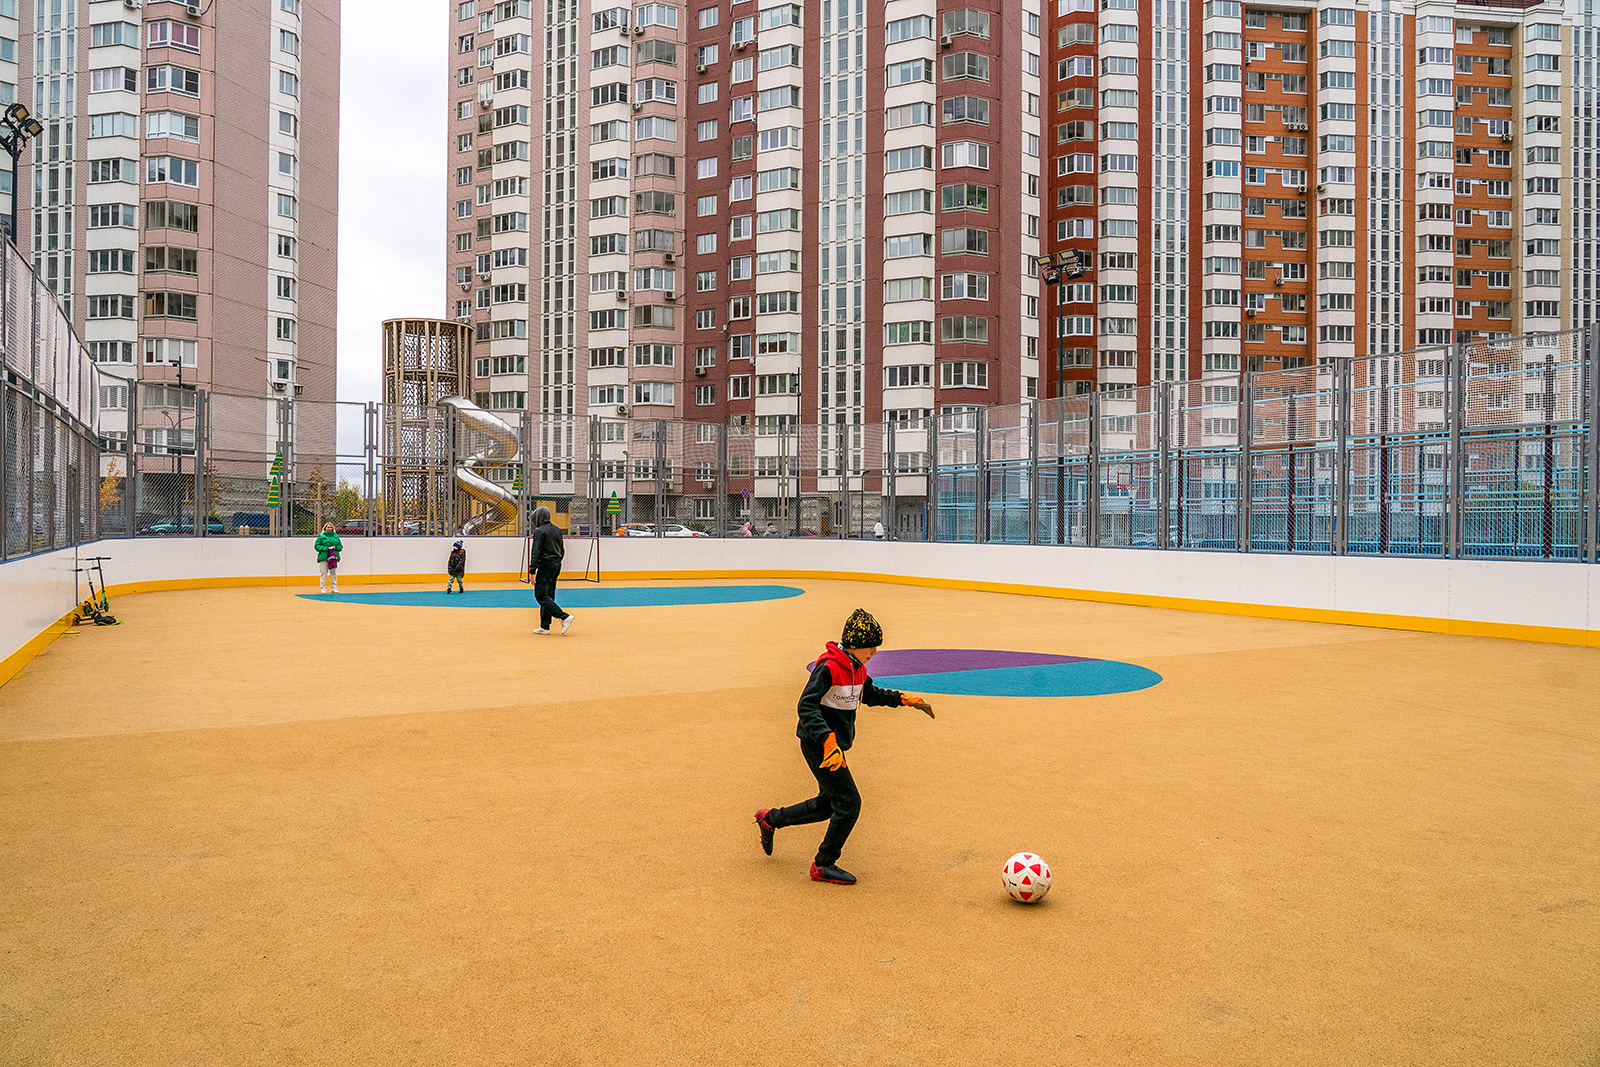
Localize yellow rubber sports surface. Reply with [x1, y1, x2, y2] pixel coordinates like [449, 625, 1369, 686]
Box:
[1, 580, 1596, 1065]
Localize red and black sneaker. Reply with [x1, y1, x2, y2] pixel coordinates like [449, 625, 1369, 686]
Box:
[809, 862, 857, 885]
[754, 809, 776, 856]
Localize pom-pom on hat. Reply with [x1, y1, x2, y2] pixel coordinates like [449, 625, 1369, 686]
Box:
[841, 608, 883, 649]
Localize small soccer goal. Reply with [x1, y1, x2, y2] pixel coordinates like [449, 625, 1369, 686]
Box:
[521, 531, 601, 583]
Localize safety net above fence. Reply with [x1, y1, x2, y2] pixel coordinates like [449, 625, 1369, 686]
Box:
[1, 242, 103, 561]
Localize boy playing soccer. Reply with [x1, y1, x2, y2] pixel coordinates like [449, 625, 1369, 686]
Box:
[755, 608, 935, 885]
[446, 540, 467, 593]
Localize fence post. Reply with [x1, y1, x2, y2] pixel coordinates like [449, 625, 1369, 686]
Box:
[1026, 400, 1040, 545]
[715, 420, 728, 536]
[1238, 372, 1254, 552]
[1447, 342, 1466, 558]
[655, 418, 668, 537]
[885, 417, 897, 539]
[1334, 357, 1350, 556]
[363, 401, 378, 523]
[0, 379, 8, 561]
[277, 396, 294, 537]
[1087, 391, 1101, 548]
[127, 378, 140, 535]
[975, 405, 989, 544]
[1157, 382, 1171, 550]
[927, 412, 939, 541]
[1586, 324, 1600, 563]
[520, 409, 533, 534]
[193, 389, 207, 536]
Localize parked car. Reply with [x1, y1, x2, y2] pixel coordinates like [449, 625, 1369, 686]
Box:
[334, 519, 380, 536]
[400, 521, 423, 536]
[142, 518, 227, 536]
[662, 524, 709, 538]
[615, 522, 655, 537]
[784, 528, 822, 538]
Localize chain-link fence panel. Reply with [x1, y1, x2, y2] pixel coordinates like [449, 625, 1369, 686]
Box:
[1249, 366, 1335, 553]
[1097, 384, 1161, 548]
[2, 245, 103, 560]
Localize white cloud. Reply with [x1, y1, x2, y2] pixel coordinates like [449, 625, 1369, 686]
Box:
[336, 0, 446, 409]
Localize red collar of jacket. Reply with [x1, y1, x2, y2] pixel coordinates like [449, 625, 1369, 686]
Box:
[817, 642, 866, 687]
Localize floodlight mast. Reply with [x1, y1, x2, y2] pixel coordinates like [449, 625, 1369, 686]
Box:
[0, 103, 44, 247]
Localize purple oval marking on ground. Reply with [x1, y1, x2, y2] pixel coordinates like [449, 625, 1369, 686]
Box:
[867, 648, 1095, 676]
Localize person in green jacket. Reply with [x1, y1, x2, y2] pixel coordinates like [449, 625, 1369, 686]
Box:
[314, 522, 343, 593]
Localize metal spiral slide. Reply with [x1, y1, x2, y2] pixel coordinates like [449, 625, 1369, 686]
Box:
[439, 396, 520, 534]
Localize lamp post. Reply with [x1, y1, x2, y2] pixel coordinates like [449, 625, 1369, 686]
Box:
[0, 103, 44, 247]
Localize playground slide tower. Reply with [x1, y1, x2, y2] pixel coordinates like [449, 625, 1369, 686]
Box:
[439, 396, 520, 534]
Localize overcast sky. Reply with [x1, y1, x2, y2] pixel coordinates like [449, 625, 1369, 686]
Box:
[336, 0, 447, 406]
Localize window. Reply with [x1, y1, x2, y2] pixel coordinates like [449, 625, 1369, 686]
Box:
[144, 156, 199, 187]
[940, 141, 991, 170]
[89, 203, 137, 229]
[88, 67, 136, 95]
[89, 112, 139, 139]
[888, 14, 934, 41]
[756, 168, 799, 192]
[939, 361, 988, 388]
[943, 97, 990, 126]
[940, 316, 988, 343]
[277, 235, 298, 259]
[144, 338, 198, 367]
[144, 291, 198, 321]
[943, 53, 990, 81]
[634, 116, 677, 141]
[637, 39, 677, 65]
[940, 273, 989, 300]
[91, 22, 140, 48]
[88, 249, 136, 274]
[882, 59, 936, 92]
[939, 228, 987, 255]
[885, 365, 932, 388]
[88, 158, 134, 184]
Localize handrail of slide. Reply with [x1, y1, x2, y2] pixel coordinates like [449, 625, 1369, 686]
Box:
[439, 396, 520, 534]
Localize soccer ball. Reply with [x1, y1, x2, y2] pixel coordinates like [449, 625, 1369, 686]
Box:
[1001, 852, 1052, 903]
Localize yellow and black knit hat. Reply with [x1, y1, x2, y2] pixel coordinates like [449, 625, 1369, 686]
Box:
[841, 608, 883, 649]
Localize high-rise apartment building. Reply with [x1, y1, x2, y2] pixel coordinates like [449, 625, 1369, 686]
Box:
[1, 1, 18, 226]
[16, 0, 337, 479]
[1043, 0, 1594, 400]
[445, 0, 1593, 529]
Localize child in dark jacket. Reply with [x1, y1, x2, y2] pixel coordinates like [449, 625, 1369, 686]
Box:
[446, 540, 467, 593]
[755, 608, 935, 885]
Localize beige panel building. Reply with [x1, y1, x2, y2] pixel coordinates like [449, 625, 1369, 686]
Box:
[15, 0, 338, 505]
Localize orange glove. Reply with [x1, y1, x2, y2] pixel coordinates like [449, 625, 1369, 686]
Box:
[901, 692, 935, 718]
[819, 732, 846, 771]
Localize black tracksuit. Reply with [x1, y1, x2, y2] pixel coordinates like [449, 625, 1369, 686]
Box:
[765, 649, 905, 867]
[528, 521, 568, 629]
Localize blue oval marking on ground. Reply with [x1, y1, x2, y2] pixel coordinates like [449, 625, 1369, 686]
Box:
[873, 659, 1162, 698]
[299, 585, 804, 608]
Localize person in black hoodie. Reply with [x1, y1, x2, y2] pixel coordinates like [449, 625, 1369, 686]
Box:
[445, 539, 467, 594]
[528, 505, 573, 634]
[754, 608, 934, 885]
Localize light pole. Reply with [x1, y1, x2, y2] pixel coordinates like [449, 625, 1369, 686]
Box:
[0, 103, 44, 247]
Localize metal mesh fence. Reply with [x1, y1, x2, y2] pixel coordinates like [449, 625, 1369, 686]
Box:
[98, 323, 1577, 562]
[1, 243, 102, 561]
[3, 250, 1588, 568]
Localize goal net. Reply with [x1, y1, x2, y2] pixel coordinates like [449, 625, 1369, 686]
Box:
[521, 531, 601, 583]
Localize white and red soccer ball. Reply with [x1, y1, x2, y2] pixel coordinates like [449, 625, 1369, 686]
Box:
[1001, 852, 1052, 903]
